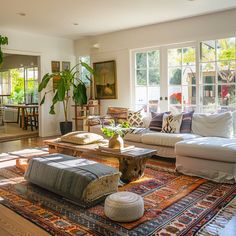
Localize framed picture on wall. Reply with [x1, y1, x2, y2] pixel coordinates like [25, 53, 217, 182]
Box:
[62, 61, 70, 71]
[93, 60, 117, 99]
[51, 61, 60, 73]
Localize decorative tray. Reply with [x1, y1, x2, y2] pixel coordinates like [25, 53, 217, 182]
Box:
[98, 144, 135, 153]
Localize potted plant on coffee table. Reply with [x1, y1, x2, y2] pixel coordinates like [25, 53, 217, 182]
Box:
[38, 61, 94, 134]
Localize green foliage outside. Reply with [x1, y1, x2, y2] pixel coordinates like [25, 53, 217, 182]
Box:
[9, 69, 24, 104]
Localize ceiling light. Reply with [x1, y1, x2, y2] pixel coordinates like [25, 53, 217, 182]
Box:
[18, 12, 26, 16]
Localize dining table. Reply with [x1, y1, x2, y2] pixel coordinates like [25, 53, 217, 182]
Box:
[4, 104, 39, 129]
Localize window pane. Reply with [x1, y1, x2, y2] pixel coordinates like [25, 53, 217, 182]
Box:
[217, 37, 236, 61]
[135, 87, 147, 105]
[169, 105, 182, 114]
[201, 85, 216, 106]
[148, 87, 160, 101]
[201, 40, 216, 62]
[218, 84, 236, 107]
[148, 51, 159, 68]
[183, 105, 196, 113]
[169, 68, 181, 85]
[182, 47, 195, 66]
[169, 86, 182, 104]
[217, 61, 235, 84]
[201, 63, 215, 84]
[148, 87, 160, 112]
[168, 48, 181, 66]
[182, 86, 196, 106]
[136, 70, 147, 85]
[136, 53, 147, 69]
[149, 69, 160, 85]
[182, 66, 196, 85]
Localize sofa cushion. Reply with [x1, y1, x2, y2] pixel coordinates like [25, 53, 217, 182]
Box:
[175, 137, 236, 163]
[124, 128, 149, 143]
[141, 132, 201, 147]
[149, 112, 170, 132]
[192, 112, 233, 138]
[180, 111, 194, 133]
[128, 110, 143, 127]
[161, 113, 183, 133]
[61, 131, 104, 145]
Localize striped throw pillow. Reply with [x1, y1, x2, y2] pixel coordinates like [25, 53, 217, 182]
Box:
[180, 111, 194, 133]
[149, 112, 170, 132]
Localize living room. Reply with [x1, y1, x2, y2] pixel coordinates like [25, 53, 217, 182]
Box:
[0, 0, 236, 235]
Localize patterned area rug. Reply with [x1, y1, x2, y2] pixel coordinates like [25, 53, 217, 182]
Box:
[0, 149, 236, 236]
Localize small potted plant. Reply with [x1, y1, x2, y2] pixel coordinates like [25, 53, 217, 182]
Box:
[101, 121, 131, 149]
[38, 61, 94, 134]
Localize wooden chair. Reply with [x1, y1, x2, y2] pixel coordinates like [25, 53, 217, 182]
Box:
[24, 105, 39, 131]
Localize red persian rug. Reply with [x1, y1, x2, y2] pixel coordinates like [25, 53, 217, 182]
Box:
[0, 149, 236, 236]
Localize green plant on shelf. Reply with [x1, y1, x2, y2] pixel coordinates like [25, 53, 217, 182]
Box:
[101, 121, 131, 138]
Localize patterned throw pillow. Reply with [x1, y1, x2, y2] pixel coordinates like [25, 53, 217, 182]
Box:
[161, 114, 183, 133]
[128, 110, 144, 127]
[149, 112, 170, 132]
[180, 111, 194, 133]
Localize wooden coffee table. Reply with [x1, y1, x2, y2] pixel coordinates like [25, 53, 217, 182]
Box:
[44, 139, 156, 183]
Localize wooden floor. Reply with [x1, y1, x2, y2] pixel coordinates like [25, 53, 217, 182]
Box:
[0, 123, 38, 143]
[0, 137, 236, 236]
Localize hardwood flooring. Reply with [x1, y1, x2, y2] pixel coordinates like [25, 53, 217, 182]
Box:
[0, 137, 235, 236]
[0, 123, 38, 143]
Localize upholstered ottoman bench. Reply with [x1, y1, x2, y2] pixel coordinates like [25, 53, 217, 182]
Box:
[25, 153, 120, 206]
[175, 137, 236, 183]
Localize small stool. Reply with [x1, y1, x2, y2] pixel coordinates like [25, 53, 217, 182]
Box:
[104, 191, 144, 222]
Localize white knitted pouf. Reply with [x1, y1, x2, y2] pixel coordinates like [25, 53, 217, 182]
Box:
[104, 191, 144, 222]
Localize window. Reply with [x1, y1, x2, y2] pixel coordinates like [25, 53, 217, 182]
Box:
[168, 46, 196, 113]
[200, 37, 236, 112]
[25, 67, 38, 104]
[134, 50, 160, 112]
[132, 37, 236, 114]
[79, 56, 91, 86]
[0, 70, 11, 95]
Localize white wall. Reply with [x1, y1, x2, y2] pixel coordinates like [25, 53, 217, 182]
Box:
[1, 29, 75, 137]
[75, 9, 236, 114]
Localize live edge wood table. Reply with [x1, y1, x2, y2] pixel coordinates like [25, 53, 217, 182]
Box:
[44, 139, 157, 183]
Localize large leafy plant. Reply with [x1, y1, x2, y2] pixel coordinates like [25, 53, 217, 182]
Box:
[0, 35, 8, 65]
[38, 62, 94, 122]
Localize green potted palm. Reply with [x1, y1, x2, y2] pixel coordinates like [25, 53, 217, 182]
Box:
[38, 61, 94, 134]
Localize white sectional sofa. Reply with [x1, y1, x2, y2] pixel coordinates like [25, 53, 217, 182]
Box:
[90, 111, 236, 183]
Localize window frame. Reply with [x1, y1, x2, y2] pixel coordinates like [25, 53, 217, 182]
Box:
[131, 47, 161, 113]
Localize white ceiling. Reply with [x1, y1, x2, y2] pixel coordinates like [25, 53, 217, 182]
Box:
[1, 0, 236, 40]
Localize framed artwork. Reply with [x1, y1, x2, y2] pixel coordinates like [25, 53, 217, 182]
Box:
[62, 61, 70, 71]
[93, 60, 117, 99]
[51, 61, 60, 73]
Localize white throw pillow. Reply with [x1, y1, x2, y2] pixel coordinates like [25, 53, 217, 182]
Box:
[161, 113, 183, 133]
[61, 131, 104, 144]
[192, 112, 233, 138]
